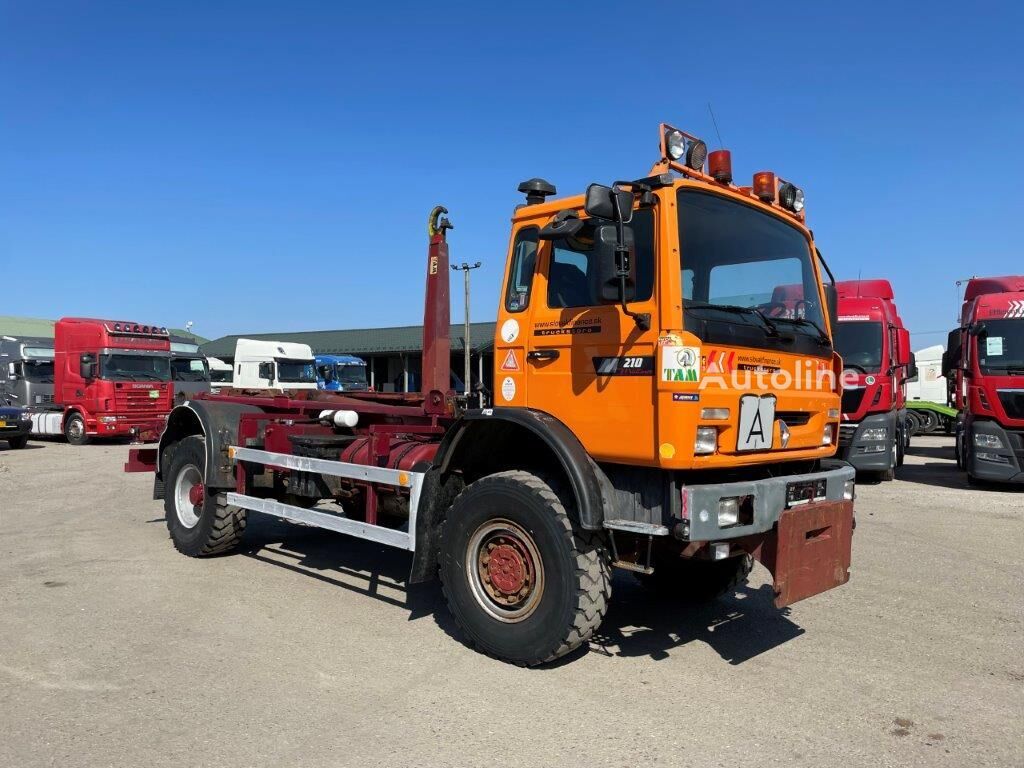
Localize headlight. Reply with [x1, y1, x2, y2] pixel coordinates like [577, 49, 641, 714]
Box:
[973, 433, 1003, 449]
[975, 452, 1010, 464]
[843, 479, 855, 500]
[822, 424, 834, 445]
[861, 427, 888, 442]
[718, 498, 740, 527]
[99, 416, 118, 423]
[694, 426, 718, 455]
[666, 130, 685, 161]
[779, 182, 805, 212]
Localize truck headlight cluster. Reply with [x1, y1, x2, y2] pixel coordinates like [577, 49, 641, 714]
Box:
[822, 424, 834, 445]
[843, 480, 855, 500]
[973, 433, 1004, 449]
[860, 427, 888, 442]
[718, 497, 740, 527]
[694, 426, 718, 455]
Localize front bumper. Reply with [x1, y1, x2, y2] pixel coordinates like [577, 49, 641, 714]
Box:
[679, 460, 855, 608]
[90, 416, 166, 443]
[967, 420, 1024, 484]
[0, 420, 32, 440]
[837, 412, 896, 472]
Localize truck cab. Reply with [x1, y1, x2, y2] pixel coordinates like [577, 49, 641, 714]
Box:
[50, 318, 173, 445]
[207, 357, 233, 390]
[0, 336, 55, 408]
[315, 354, 369, 392]
[833, 280, 912, 479]
[170, 338, 212, 404]
[231, 338, 317, 391]
[951, 276, 1024, 483]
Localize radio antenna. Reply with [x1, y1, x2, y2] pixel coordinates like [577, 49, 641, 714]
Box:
[707, 103, 724, 149]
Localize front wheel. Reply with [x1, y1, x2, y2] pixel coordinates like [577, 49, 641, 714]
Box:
[163, 435, 247, 556]
[7, 435, 28, 449]
[439, 470, 611, 666]
[64, 413, 89, 446]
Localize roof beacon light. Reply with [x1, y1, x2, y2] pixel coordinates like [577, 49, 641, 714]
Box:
[778, 181, 805, 213]
[753, 171, 776, 203]
[708, 150, 733, 183]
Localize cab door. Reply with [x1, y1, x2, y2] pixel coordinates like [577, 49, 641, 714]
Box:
[519, 209, 659, 464]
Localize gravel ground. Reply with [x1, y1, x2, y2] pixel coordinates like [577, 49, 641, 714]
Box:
[0, 434, 1021, 768]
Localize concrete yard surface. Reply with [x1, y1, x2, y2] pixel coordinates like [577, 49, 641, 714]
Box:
[0, 435, 1021, 767]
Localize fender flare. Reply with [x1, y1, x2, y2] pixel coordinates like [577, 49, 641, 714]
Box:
[158, 400, 264, 488]
[434, 407, 612, 530]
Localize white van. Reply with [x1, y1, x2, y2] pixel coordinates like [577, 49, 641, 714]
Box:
[232, 339, 317, 391]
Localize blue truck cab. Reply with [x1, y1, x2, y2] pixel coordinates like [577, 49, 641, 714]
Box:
[315, 354, 369, 392]
[0, 405, 32, 449]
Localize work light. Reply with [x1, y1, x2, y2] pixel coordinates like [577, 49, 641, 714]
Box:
[779, 181, 805, 213]
[666, 130, 685, 161]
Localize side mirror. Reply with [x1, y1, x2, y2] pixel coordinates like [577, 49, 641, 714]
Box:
[584, 184, 633, 223]
[896, 328, 911, 368]
[968, 321, 986, 337]
[907, 352, 918, 381]
[591, 224, 636, 302]
[823, 283, 838, 334]
[80, 354, 95, 380]
[7, 362, 18, 379]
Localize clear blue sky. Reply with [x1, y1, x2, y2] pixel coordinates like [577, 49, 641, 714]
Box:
[2, 1, 1021, 346]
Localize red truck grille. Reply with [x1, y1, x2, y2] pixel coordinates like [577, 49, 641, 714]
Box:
[115, 387, 167, 411]
[997, 390, 1024, 420]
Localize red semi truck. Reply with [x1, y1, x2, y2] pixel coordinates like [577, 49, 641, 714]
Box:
[832, 280, 913, 480]
[30, 318, 174, 445]
[948, 276, 1024, 484]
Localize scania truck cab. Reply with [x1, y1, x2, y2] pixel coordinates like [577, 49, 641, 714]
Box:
[833, 279, 912, 479]
[128, 123, 855, 666]
[950, 276, 1024, 484]
[231, 339, 317, 392]
[35, 318, 174, 445]
[170, 338, 212, 404]
[315, 354, 368, 392]
[0, 336, 55, 407]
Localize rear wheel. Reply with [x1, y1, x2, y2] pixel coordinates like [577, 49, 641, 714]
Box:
[163, 435, 246, 556]
[439, 470, 611, 666]
[64, 413, 89, 446]
[7, 435, 28, 449]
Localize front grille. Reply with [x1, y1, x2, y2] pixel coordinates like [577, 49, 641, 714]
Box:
[997, 390, 1024, 420]
[116, 387, 167, 411]
[841, 387, 866, 415]
[776, 411, 812, 427]
[839, 423, 857, 447]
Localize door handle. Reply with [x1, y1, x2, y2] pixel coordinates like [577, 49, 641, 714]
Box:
[528, 349, 560, 362]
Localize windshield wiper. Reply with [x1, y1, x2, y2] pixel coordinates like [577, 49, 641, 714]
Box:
[687, 303, 783, 338]
[126, 372, 164, 381]
[775, 316, 831, 345]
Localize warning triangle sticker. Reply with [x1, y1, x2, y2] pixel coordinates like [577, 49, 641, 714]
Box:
[500, 349, 520, 372]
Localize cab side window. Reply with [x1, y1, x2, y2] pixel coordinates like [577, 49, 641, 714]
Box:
[546, 209, 655, 309]
[505, 227, 539, 313]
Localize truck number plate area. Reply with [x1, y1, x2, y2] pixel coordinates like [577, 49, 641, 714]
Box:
[786, 478, 827, 507]
[736, 394, 776, 451]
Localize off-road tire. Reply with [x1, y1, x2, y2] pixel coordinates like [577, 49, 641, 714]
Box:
[64, 413, 89, 446]
[7, 435, 28, 449]
[164, 435, 246, 556]
[439, 470, 611, 666]
[639, 552, 753, 602]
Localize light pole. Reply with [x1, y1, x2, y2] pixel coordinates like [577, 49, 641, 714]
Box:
[452, 261, 481, 398]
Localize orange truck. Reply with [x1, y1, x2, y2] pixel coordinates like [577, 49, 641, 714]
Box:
[127, 123, 855, 665]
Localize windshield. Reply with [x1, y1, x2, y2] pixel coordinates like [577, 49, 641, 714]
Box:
[23, 360, 55, 382]
[100, 353, 171, 381]
[677, 189, 830, 357]
[834, 322, 883, 373]
[277, 359, 316, 384]
[337, 364, 367, 388]
[171, 357, 210, 382]
[977, 319, 1024, 374]
[209, 368, 233, 383]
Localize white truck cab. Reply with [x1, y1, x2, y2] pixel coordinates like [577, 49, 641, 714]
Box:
[232, 339, 317, 391]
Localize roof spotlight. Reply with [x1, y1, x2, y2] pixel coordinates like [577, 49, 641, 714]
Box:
[114, 323, 121, 331]
[133, 324, 140, 332]
[666, 130, 686, 161]
[779, 182, 805, 213]
[685, 139, 707, 171]
[143, 326, 150, 333]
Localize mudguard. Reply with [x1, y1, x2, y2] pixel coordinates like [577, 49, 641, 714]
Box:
[158, 400, 265, 489]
